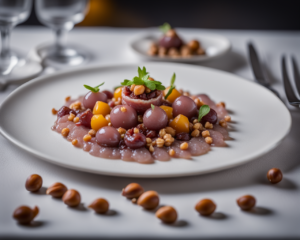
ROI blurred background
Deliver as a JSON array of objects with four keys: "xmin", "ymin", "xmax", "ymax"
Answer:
[{"xmin": 20, "ymin": 0, "xmax": 300, "ymax": 30}]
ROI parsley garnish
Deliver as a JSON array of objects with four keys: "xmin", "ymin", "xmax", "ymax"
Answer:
[
  {"xmin": 121, "ymin": 67, "xmax": 165, "ymax": 91},
  {"xmin": 159, "ymin": 22, "xmax": 171, "ymax": 34},
  {"xmin": 84, "ymin": 82, "xmax": 105, "ymax": 93},
  {"xmin": 151, "ymin": 104, "xmax": 155, "ymax": 110},
  {"xmin": 198, "ymin": 105, "xmax": 210, "ymax": 122},
  {"xmin": 165, "ymin": 73, "xmax": 176, "ymax": 100}
]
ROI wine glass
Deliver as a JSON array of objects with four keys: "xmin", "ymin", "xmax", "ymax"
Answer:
[
  {"xmin": 35, "ymin": 0, "xmax": 90, "ymax": 68},
  {"xmin": 0, "ymin": 0, "xmax": 33, "ymax": 75}
]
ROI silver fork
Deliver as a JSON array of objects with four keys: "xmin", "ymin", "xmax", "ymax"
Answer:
[{"xmin": 282, "ymin": 56, "xmax": 300, "ymax": 107}]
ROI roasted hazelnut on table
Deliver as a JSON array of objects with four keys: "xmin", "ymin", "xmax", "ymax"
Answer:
[
  {"xmin": 25, "ymin": 174, "xmax": 43, "ymax": 192},
  {"xmin": 137, "ymin": 191, "xmax": 160, "ymax": 210},
  {"xmin": 13, "ymin": 206, "xmax": 39, "ymax": 225},
  {"xmin": 88, "ymin": 198, "xmax": 109, "ymax": 214},
  {"xmin": 267, "ymin": 168, "xmax": 283, "ymax": 184},
  {"xmin": 195, "ymin": 199, "xmax": 216, "ymax": 216},
  {"xmin": 156, "ymin": 206, "xmax": 177, "ymax": 224},
  {"xmin": 46, "ymin": 182, "xmax": 68, "ymax": 198},
  {"xmin": 62, "ymin": 189, "xmax": 81, "ymax": 207},
  {"xmin": 236, "ymin": 195, "xmax": 256, "ymax": 211},
  {"xmin": 122, "ymin": 183, "xmax": 144, "ymax": 199}
]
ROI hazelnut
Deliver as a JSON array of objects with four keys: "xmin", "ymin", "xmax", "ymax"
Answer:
[
  {"xmin": 180, "ymin": 142, "xmax": 189, "ymax": 150},
  {"xmin": 61, "ymin": 128, "xmax": 70, "ymax": 137},
  {"xmin": 72, "ymin": 139, "xmax": 78, "ymax": 146},
  {"xmin": 166, "ymin": 29, "xmax": 177, "ymax": 38},
  {"xmin": 122, "ymin": 183, "xmax": 144, "ymax": 199},
  {"xmin": 195, "ymin": 199, "xmax": 216, "ymax": 216},
  {"xmin": 134, "ymin": 85, "xmax": 145, "ymax": 95},
  {"xmin": 188, "ymin": 40, "xmax": 200, "ymax": 52},
  {"xmin": 158, "ymin": 47, "xmax": 167, "ymax": 57},
  {"xmin": 181, "ymin": 46, "xmax": 192, "ymax": 57},
  {"xmin": 168, "ymin": 48, "xmax": 180, "ymax": 57},
  {"xmin": 267, "ymin": 168, "xmax": 283, "ymax": 184},
  {"xmin": 147, "ymin": 44, "xmax": 158, "ymax": 56},
  {"xmin": 13, "ymin": 206, "xmax": 39, "ymax": 224},
  {"xmin": 62, "ymin": 189, "xmax": 81, "ymax": 207},
  {"xmin": 156, "ymin": 206, "xmax": 177, "ymax": 224},
  {"xmin": 25, "ymin": 174, "xmax": 43, "ymax": 192},
  {"xmin": 237, "ymin": 195, "xmax": 256, "ymax": 211},
  {"xmin": 197, "ymin": 48, "xmax": 205, "ymax": 55},
  {"xmin": 137, "ymin": 191, "xmax": 159, "ymax": 210},
  {"xmin": 169, "ymin": 149, "xmax": 175, "ymax": 156},
  {"xmin": 46, "ymin": 182, "xmax": 68, "ymax": 198},
  {"xmin": 88, "ymin": 198, "xmax": 109, "ymax": 214}
]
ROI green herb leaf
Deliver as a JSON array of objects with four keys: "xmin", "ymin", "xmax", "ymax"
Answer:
[
  {"xmin": 164, "ymin": 86, "xmax": 175, "ymax": 99},
  {"xmin": 151, "ymin": 104, "xmax": 155, "ymax": 110},
  {"xmin": 159, "ymin": 22, "xmax": 171, "ymax": 34},
  {"xmin": 84, "ymin": 85, "xmax": 96, "ymax": 92},
  {"xmin": 144, "ymin": 80, "xmax": 156, "ymax": 90},
  {"xmin": 198, "ymin": 105, "xmax": 210, "ymax": 122},
  {"xmin": 120, "ymin": 66, "xmax": 165, "ymax": 91},
  {"xmin": 138, "ymin": 66, "xmax": 148, "ymax": 79},
  {"xmin": 121, "ymin": 80, "xmax": 131, "ymax": 86},
  {"xmin": 156, "ymin": 84, "xmax": 166, "ymax": 90},
  {"xmin": 132, "ymin": 77, "xmax": 144, "ymax": 85},
  {"xmin": 84, "ymin": 82, "xmax": 105, "ymax": 93},
  {"xmin": 170, "ymin": 73, "xmax": 176, "ymax": 86},
  {"xmin": 164, "ymin": 73, "xmax": 176, "ymax": 99}
]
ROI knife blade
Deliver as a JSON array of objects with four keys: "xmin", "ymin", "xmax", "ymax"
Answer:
[{"xmin": 248, "ymin": 42, "xmax": 269, "ymax": 86}]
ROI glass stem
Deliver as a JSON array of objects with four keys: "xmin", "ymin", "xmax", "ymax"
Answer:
[
  {"xmin": 54, "ymin": 28, "xmax": 67, "ymax": 50},
  {"xmin": 0, "ymin": 27, "xmax": 11, "ymax": 59}
]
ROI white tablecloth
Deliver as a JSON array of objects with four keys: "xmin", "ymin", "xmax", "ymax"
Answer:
[{"xmin": 1, "ymin": 27, "xmax": 300, "ymax": 239}]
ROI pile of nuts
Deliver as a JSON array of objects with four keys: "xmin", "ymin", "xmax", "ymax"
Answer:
[
  {"xmin": 130, "ymin": 84, "xmax": 152, "ymax": 96},
  {"xmin": 148, "ymin": 40, "xmax": 205, "ymax": 58}
]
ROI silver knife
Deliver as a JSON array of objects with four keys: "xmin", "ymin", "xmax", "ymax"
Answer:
[{"xmin": 247, "ymin": 42, "xmax": 281, "ymax": 98}]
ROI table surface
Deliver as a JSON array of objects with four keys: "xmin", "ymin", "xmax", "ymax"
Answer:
[{"xmin": 1, "ymin": 27, "xmax": 300, "ymax": 239}]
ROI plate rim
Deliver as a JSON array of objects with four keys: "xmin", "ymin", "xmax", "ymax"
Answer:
[
  {"xmin": 0, "ymin": 62, "xmax": 292, "ymax": 178},
  {"xmin": 129, "ymin": 30, "xmax": 232, "ymax": 62}
]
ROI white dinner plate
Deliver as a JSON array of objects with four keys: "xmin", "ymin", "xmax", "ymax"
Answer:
[
  {"xmin": 0, "ymin": 63, "xmax": 291, "ymax": 178},
  {"xmin": 130, "ymin": 30, "xmax": 231, "ymax": 62}
]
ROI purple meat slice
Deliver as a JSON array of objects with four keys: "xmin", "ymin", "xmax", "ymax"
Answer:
[{"xmin": 121, "ymin": 87, "xmax": 163, "ymax": 114}]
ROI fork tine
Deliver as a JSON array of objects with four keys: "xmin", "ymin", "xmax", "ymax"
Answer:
[
  {"xmin": 281, "ymin": 56, "xmax": 300, "ymax": 106},
  {"xmin": 291, "ymin": 56, "xmax": 300, "ymax": 95}
]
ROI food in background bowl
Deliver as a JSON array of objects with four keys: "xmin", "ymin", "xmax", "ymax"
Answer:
[
  {"xmin": 52, "ymin": 66, "xmax": 232, "ymax": 164},
  {"xmin": 147, "ymin": 23, "xmax": 205, "ymax": 58}
]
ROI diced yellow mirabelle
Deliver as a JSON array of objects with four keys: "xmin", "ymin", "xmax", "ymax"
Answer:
[
  {"xmin": 160, "ymin": 106, "xmax": 173, "ymax": 120},
  {"xmin": 91, "ymin": 114, "xmax": 109, "ymax": 131},
  {"xmin": 164, "ymin": 87, "xmax": 181, "ymax": 103},
  {"xmin": 114, "ymin": 87, "xmax": 123, "ymax": 100},
  {"xmin": 93, "ymin": 101, "xmax": 111, "ymax": 116},
  {"xmin": 169, "ymin": 114, "xmax": 189, "ymax": 133}
]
